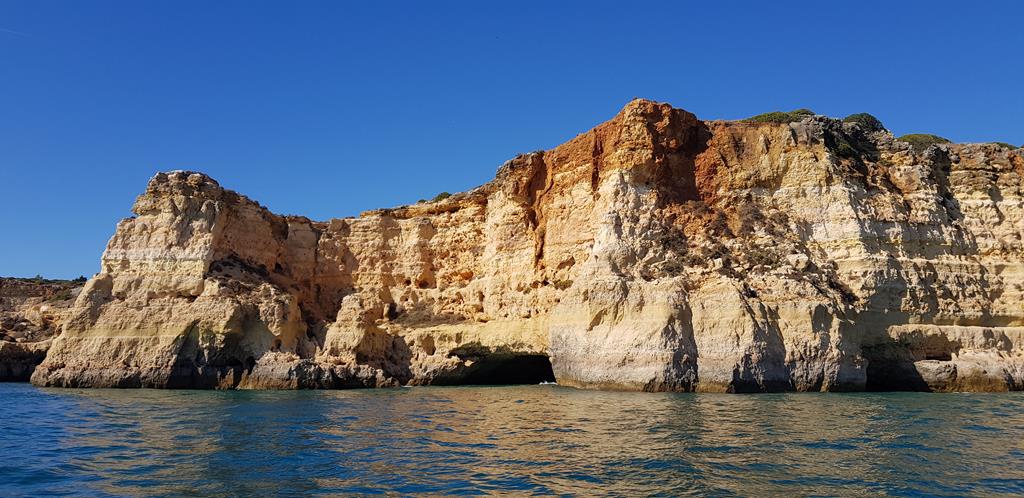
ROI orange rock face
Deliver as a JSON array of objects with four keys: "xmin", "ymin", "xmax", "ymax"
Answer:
[{"xmin": 30, "ymin": 100, "xmax": 1024, "ymax": 391}]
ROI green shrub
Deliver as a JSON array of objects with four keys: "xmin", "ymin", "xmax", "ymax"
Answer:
[
  {"xmin": 745, "ymin": 108, "xmax": 815, "ymax": 124},
  {"xmin": 842, "ymin": 113, "xmax": 885, "ymax": 132},
  {"xmin": 836, "ymin": 142, "xmax": 858, "ymax": 158},
  {"xmin": 431, "ymin": 192, "xmax": 452, "ymax": 202},
  {"xmin": 992, "ymin": 142, "xmax": 1018, "ymax": 150},
  {"xmin": 47, "ymin": 290, "xmax": 73, "ymax": 302},
  {"xmin": 897, "ymin": 134, "xmax": 951, "ymax": 152}
]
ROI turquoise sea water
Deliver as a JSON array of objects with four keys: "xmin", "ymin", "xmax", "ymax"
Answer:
[{"xmin": 1, "ymin": 383, "xmax": 1022, "ymax": 497}]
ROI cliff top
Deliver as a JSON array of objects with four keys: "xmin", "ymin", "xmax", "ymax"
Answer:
[{"xmin": 137, "ymin": 99, "xmax": 1023, "ymax": 224}]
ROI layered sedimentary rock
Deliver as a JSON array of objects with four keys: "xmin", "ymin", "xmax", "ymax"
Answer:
[
  {"xmin": 1, "ymin": 278, "xmax": 82, "ymax": 380},
  {"xmin": 31, "ymin": 100, "xmax": 1024, "ymax": 391}
]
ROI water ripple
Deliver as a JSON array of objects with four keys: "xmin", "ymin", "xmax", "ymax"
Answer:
[{"xmin": 1, "ymin": 385, "xmax": 1023, "ymax": 496}]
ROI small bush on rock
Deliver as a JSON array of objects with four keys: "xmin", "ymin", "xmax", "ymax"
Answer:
[
  {"xmin": 47, "ymin": 290, "xmax": 73, "ymax": 302},
  {"xmin": 897, "ymin": 134, "xmax": 951, "ymax": 152},
  {"xmin": 842, "ymin": 113, "xmax": 885, "ymax": 132}
]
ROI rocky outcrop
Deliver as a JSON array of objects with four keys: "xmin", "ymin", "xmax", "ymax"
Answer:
[
  {"xmin": 1, "ymin": 278, "xmax": 82, "ymax": 380},
  {"xmin": 30, "ymin": 100, "xmax": 1024, "ymax": 391}
]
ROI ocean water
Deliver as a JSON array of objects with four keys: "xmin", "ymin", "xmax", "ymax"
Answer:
[{"xmin": 1, "ymin": 384, "xmax": 1022, "ymax": 497}]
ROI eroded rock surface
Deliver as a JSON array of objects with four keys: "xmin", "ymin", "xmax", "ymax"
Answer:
[
  {"xmin": 1, "ymin": 278, "xmax": 82, "ymax": 380},
  {"xmin": 31, "ymin": 100, "xmax": 1024, "ymax": 391}
]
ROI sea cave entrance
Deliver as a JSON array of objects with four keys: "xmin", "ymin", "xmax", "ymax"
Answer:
[{"xmin": 446, "ymin": 354, "xmax": 556, "ymax": 386}]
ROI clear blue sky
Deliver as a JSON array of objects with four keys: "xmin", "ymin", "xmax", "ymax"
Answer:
[{"xmin": 2, "ymin": 1, "xmax": 1022, "ymax": 279}]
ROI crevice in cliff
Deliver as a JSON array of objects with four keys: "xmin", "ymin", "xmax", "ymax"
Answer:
[
  {"xmin": 524, "ymin": 153, "xmax": 552, "ymax": 268},
  {"xmin": 590, "ymin": 136, "xmax": 603, "ymax": 197},
  {"xmin": 651, "ymin": 113, "xmax": 712, "ymax": 206}
]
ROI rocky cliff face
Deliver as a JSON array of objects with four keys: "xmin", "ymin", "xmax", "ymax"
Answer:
[
  {"xmin": 31, "ymin": 100, "xmax": 1024, "ymax": 391},
  {"xmin": 1, "ymin": 278, "xmax": 82, "ymax": 380}
]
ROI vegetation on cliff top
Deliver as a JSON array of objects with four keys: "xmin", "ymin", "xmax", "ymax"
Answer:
[
  {"xmin": 897, "ymin": 133, "xmax": 951, "ymax": 152},
  {"xmin": 743, "ymin": 110, "xmax": 1016, "ymax": 151},
  {"xmin": 842, "ymin": 113, "xmax": 886, "ymax": 132},
  {"xmin": 745, "ymin": 109, "xmax": 815, "ymax": 124},
  {"xmin": 3, "ymin": 275, "xmax": 86, "ymax": 285}
]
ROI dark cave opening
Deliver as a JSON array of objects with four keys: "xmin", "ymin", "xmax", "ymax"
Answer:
[
  {"xmin": 862, "ymin": 337, "xmax": 961, "ymax": 392},
  {"xmin": 450, "ymin": 354, "xmax": 556, "ymax": 386},
  {"xmin": 864, "ymin": 360, "xmax": 932, "ymax": 392}
]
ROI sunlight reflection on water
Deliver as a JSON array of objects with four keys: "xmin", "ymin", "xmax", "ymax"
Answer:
[{"xmin": 1, "ymin": 384, "xmax": 1023, "ymax": 496}]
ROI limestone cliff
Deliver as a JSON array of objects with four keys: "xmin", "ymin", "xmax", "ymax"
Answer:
[
  {"xmin": 1, "ymin": 278, "xmax": 82, "ymax": 380},
  {"xmin": 31, "ymin": 100, "xmax": 1024, "ymax": 391}
]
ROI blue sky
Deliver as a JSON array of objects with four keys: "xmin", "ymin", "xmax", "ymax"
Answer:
[{"xmin": 2, "ymin": 1, "xmax": 1022, "ymax": 279}]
